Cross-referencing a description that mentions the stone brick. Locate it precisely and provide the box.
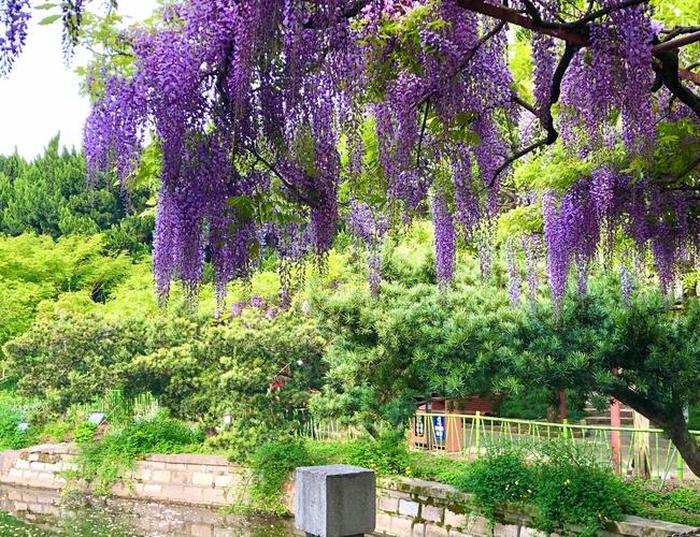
[186,464,207,474]
[159,484,186,499]
[213,529,235,537]
[111,482,129,496]
[8,468,24,478]
[162,462,190,472]
[170,471,191,485]
[425,524,450,537]
[151,470,172,483]
[399,498,420,518]
[132,467,152,481]
[192,472,214,487]
[376,512,393,532]
[379,496,399,513]
[412,522,426,537]
[190,524,213,537]
[521,528,548,537]
[295,465,376,537]
[390,515,415,535]
[494,523,521,537]
[445,509,468,530]
[422,504,444,523]
[15,460,30,470]
[213,474,234,488]
[140,483,162,496]
[463,515,489,536]
[179,486,203,503]
[200,487,226,504]
[205,465,228,474]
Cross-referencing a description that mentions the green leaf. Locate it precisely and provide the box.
[34,3,57,10]
[38,14,62,25]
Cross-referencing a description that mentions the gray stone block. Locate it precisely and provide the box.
[295,465,376,537]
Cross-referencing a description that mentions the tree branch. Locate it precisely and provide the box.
[216,40,314,206]
[416,100,431,168]
[654,47,700,117]
[660,25,700,40]
[654,31,700,54]
[512,94,538,116]
[455,0,589,45]
[489,43,579,184]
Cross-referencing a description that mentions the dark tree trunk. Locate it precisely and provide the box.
[665,414,700,478]
[612,387,700,478]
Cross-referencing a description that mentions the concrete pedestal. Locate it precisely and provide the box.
[295,465,376,537]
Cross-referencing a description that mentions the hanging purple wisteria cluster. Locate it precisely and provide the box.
[0,0,30,76]
[70,0,699,307]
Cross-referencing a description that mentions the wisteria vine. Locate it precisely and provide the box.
[3,0,697,308]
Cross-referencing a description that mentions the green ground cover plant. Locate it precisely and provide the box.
[68,411,203,495]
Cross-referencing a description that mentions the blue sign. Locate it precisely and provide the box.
[432,416,446,445]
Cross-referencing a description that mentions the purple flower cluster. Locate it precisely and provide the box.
[0,0,30,76]
[560,2,656,152]
[531,33,556,113]
[432,191,456,287]
[505,238,522,306]
[77,0,696,311]
[83,76,146,185]
[229,295,278,320]
[348,200,387,295]
[521,233,542,305]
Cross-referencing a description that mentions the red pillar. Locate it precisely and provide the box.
[610,398,621,474]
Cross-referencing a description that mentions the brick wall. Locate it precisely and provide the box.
[0,445,695,537]
[373,476,696,537]
[0,444,246,506]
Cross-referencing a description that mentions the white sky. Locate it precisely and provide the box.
[0,0,158,159]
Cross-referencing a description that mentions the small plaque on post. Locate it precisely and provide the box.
[295,465,376,537]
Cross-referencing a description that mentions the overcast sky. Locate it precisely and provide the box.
[0,1,157,159]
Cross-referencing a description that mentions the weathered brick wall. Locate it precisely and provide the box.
[373,476,697,537]
[0,445,696,537]
[0,483,295,537]
[0,444,246,506]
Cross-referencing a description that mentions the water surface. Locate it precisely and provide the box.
[0,484,299,536]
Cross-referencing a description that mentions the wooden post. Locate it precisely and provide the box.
[558,388,567,421]
[632,411,651,479]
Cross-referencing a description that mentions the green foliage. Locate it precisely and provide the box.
[247,439,311,515]
[455,446,534,522]
[73,422,98,445]
[4,312,153,412]
[0,138,150,241]
[71,412,202,495]
[450,442,629,537]
[625,480,700,527]
[530,444,628,537]
[409,452,472,486]
[245,432,411,515]
[0,391,36,450]
[0,233,138,360]
[340,430,411,476]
